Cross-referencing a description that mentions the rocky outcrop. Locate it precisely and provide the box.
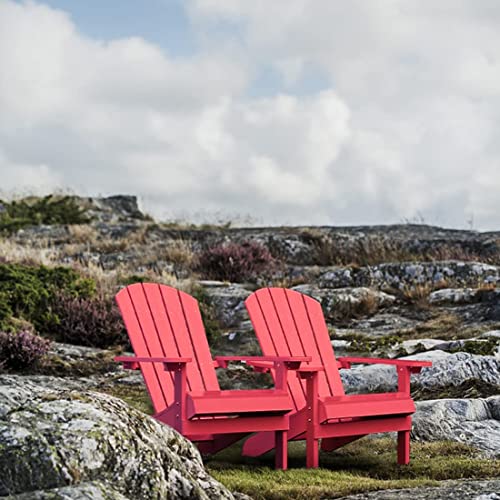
[412,397,500,458]
[319,261,500,290]
[13,482,129,499]
[338,480,500,499]
[340,351,500,397]
[0,375,234,499]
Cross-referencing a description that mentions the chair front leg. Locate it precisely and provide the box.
[275,429,288,470]
[299,370,320,468]
[166,362,188,433]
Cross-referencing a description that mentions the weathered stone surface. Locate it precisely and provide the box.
[319,261,500,290]
[429,287,500,305]
[335,313,419,338]
[12,481,130,499]
[398,339,446,355]
[412,397,500,458]
[203,284,251,328]
[292,285,396,320]
[340,351,500,396]
[0,375,234,499]
[337,480,500,499]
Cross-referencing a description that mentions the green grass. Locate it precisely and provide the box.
[206,438,500,499]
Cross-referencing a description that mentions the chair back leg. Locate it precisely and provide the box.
[397,430,410,465]
[275,430,288,470]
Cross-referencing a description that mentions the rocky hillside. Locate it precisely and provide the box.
[0,195,499,499]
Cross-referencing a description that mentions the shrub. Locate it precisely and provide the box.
[0,330,51,370]
[0,263,95,333]
[197,240,276,282]
[49,292,127,349]
[0,195,90,234]
[190,285,222,345]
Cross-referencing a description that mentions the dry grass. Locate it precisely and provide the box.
[0,237,61,265]
[330,293,380,323]
[398,280,448,309]
[299,230,500,267]
[67,224,99,245]
[163,238,195,267]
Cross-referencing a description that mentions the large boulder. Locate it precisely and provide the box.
[0,375,234,499]
[412,397,500,458]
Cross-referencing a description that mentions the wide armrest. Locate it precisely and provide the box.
[115,356,192,371]
[337,357,432,370]
[296,365,325,379]
[215,355,310,370]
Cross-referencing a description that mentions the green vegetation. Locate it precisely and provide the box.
[0,263,95,333]
[412,379,500,400]
[97,380,154,415]
[0,195,89,234]
[191,285,223,345]
[207,439,500,500]
[448,338,500,356]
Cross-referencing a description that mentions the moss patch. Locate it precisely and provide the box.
[95,381,154,415]
[412,379,500,400]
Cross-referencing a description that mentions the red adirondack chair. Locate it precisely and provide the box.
[242,287,432,468]
[114,283,309,470]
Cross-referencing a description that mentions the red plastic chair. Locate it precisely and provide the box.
[242,287,432,468]
[114,283,309,470]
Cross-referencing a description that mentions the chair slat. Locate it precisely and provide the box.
[115,285,171,412]
[247,291,304,412]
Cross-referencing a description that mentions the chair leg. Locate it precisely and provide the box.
[275,430,288,470]
[306,432,319,468]
[397,430,410,465]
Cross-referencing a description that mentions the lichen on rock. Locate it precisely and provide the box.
[0,375,234,499]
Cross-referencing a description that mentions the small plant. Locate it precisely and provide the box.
[190,285,222,345]
[0,195,90,234]
[196,240,277,283]
[0,263,95,333]
[0,330,51,370]
[49,293,127,349]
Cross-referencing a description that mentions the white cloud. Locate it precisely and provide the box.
[1,0,500,228]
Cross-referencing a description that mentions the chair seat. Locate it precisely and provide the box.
[319,392,416,421]
[187,389,293,419]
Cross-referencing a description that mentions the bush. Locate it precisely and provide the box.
[49,292,127,349]
[0,330,51,370]
[197,241,276,282]
[0,263,95,333]
[0,195,90,234]
[190,286,222,345]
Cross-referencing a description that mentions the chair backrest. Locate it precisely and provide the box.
[245,287,345,412]
[116,283,219,413]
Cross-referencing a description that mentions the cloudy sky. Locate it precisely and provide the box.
[1,1,499,228]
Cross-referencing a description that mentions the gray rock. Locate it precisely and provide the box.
[292,286,396,320]
[340,351,500,395]
[412,397,500,457]
[319,261,500,290]
[337,480,500,499]
[203,284,251,328]
[429,287,479,304]
[335,313,418,338]
[398,338,446,355]
[12,481,130,499]
[429,287,500,305]
[0,375,234,499]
